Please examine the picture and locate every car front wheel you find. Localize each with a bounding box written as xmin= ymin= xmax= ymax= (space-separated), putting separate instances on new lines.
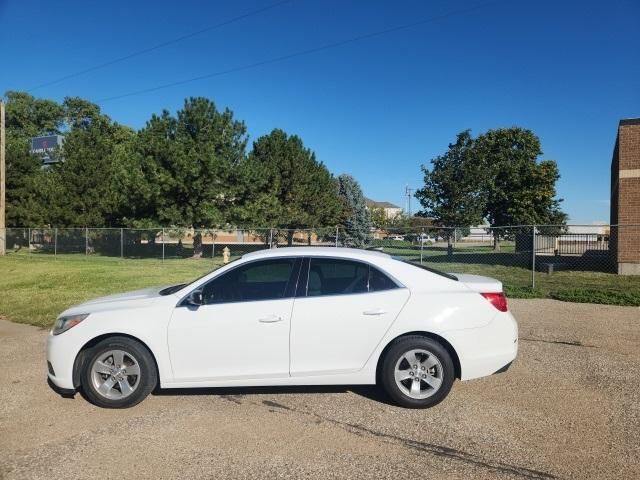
xmin=381 ymin=336 xmax=455 ymax=408
xmin=81 ymin=336 xmax=157 ymax=408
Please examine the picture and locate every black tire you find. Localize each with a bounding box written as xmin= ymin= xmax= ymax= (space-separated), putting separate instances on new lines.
xmin=80 ymin=336 xmax=158 ymax=408
xmin=380 ymin=336 xmax=455 ymax=409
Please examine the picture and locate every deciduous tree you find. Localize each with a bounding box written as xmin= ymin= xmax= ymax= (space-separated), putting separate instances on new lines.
xmin=474 ymin=127 xmax=567 ymax=247
xmin=415 ymin=130 xmax=485 ymax=229
xmin=416 ymin=127 xmax=567 ymax=249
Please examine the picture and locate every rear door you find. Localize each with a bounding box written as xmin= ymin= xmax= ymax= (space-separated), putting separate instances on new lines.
xmin=290 ymin=257 xmax=410 ymax=377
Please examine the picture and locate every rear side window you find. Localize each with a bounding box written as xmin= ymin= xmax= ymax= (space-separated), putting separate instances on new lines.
xmin=369 ymin=266 xmax=398 ymax=292
xmin=306 ymin=258 xmax=399 ymax=297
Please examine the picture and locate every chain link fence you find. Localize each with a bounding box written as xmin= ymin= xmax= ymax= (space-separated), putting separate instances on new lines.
xmin=0 ymin=227 xmax=338 ymax=260
xmin=2 ymin=225 xmax=639 ymax=301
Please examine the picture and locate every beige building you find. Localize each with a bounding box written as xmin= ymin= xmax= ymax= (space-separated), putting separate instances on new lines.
xmin=365 ymin=198 xmax=402 ymax=219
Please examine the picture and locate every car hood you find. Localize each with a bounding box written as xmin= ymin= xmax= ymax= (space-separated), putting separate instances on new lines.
xmin=59 ymin=286 xmax=172 ymax=317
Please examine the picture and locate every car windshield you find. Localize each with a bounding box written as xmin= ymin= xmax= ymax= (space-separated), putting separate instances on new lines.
xmin=159 ymin=257 xmax=242 ymax=295
xmin=394 ymin=257 xmax=458 ymax=281
xmin=159 ymin=284 xmax=187 ymax=295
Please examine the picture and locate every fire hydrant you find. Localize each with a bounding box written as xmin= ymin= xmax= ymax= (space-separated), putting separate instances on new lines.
xmin=222 ymin=246 xmax=230 ymax=264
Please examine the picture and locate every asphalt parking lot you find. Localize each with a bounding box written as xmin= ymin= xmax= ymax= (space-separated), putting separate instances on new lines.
xmin=1 ymin=299 xmax=639 ymax=479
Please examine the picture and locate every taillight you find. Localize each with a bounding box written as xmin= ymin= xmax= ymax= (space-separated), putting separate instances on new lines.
xmin=480 ymin=292 xmax=508 ymax=312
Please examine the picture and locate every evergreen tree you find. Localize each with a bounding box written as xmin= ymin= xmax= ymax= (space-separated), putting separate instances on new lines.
xmin=337 ymin=174 xmax=371 ymax=247
xmin=244 ymin=129 xmax=345 ymax=245
xmin=133 ymin=97 xmax=248 ymax=255
xmin=3 ymin=91 xmax=64 ymax=226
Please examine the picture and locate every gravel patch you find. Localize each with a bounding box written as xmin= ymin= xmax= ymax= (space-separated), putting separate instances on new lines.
xmin=0 ymin=299 xmax=638 ymax=479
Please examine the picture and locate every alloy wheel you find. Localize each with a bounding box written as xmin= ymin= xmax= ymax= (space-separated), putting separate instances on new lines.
xmin=90 ymin=349 xmax=141 ymax=400
xmin=393 ymin=348 xmax=443 ymax=399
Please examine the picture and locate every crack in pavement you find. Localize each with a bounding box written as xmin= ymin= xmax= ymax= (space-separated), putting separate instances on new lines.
xmin=521 ymin=337 xmax=595 ymax=348
xmin=262 ymin=400 xmax=292 ymax=410
xmin=255 ymin=398 xmax=557 ymax=479
xmin=221 ymin=394 xmax=243 ymax=405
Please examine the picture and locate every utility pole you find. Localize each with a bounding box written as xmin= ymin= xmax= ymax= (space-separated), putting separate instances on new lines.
xmin=404 ymin=185 xmax=414 ymax=217
xmin=0 ymin=100 xmax=6 ymax=256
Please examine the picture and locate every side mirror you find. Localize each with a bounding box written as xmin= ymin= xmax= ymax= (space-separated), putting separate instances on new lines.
xmin=187 ymin=290 xmax=204 ymax=306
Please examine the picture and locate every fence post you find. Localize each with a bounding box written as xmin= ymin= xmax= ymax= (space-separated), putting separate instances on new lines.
xmin=54 ymin=228 xmax=57 ymax=257
xmin=120 ymin=228 xmax=124 ymax=258
xmin=162 ymin=228 xmax=165 ymax=263
xmin=420 ymin=229 xmax=424 ymax=265
xmin=531 ymin=225 xmax=536 ymax=290
xmin=85 ymin=227 xmax=88 ymax=256
xmin=28 ymin=228 xmax=31 ymax=253
xmin=269 ymin=229 xmax=273 ymax=249
xmin=335 ymin=226 xmax=339 ymax=248
xmin=212 ymin=232 xmax=215 ymax=259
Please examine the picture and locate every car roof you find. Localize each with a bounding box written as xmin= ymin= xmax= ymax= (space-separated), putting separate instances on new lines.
xmin=242 ymin=246 xmax=391 ymax=261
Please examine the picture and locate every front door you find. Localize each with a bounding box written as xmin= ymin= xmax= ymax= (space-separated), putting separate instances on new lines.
xmin=168 ymin=257 xmax=301 ymax=382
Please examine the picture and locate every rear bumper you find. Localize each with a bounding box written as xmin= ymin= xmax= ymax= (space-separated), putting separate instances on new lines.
xmin=444 ymin=311 xmax=518 ymax=381
xmin=492 ymin=360 xmax=513 ymax=375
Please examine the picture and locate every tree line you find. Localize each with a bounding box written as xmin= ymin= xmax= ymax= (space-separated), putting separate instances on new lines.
xmin=4 ymin=91 xmax=374 ymax=249
xmin=4 ymin=90 xmax=566 ymax=251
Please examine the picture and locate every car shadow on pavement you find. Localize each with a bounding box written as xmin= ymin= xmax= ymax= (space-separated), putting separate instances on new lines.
xmin=46 ymin=379 xmax=395 ymax=406
xmin=151 ymin=384 xmax=395 ymax=406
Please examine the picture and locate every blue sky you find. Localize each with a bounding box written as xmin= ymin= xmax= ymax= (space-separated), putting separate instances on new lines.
xmin=1 ymin=0 xmax=638 ymax=223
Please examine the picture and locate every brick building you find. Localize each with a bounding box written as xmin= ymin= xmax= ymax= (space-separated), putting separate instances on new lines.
xmin=610 ymin=118 xmax=640 ymax=274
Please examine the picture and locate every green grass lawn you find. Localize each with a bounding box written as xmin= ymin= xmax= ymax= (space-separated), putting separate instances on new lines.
xmin=382 ymin=244 xmax=640 ymax=306
xmin=0 ymin=254 xmax=219 ymax=328
xmin=1 ymin=249 xmax=639 ymax=329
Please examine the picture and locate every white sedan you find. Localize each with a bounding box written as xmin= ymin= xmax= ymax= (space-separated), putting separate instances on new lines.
xmin=47 ymin=247 xmax=518 ymax=409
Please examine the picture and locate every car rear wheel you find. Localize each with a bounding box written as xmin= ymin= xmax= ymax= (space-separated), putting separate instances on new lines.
xmin=381 ymin=336 xmax=455 ymax=408
xmin=81 ymin=336 xmax=157 ymax=408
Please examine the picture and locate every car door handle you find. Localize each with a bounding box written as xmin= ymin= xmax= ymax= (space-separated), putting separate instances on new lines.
xmin=258 ymin=315 xmax=283 ymax=323
xmin=363 ymin=309 xmax=387 ymax=316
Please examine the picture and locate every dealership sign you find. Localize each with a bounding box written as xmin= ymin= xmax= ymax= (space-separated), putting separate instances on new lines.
xmin=30 ymin=135 xmax=64 ymax=154
xmin=31 ymin=135 xmax=64 ymax=166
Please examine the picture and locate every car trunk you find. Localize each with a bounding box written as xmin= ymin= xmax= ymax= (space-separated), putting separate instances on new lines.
xmin=453 ymin=274 xmax=503 ymax=293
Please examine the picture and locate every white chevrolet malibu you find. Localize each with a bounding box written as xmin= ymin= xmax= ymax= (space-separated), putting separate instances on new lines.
xmin=47 ymin=247 xmax=518 ymax=409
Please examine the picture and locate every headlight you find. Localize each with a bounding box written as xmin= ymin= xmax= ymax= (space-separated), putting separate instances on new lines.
xmin=52 ymin=314 xmax=89 ymax=335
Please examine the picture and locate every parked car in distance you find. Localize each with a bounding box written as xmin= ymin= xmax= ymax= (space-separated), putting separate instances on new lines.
xmin=47 ymin=247 xmax=518 ymax=409
xmin=417 ymin=233 xmax=435 ymax=244
xmin=386 ymin=235 xmax=405 ymax=241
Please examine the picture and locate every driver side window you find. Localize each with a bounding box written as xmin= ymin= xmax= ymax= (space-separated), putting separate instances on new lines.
xmin=202 ymin=258 xmax=297 ymax=304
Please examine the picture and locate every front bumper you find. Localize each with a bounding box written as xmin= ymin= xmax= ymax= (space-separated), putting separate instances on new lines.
xmin=47 ymin=330 xmax=80 ymax=390
xmin=47 ymin=376 xmax=76 ymax=397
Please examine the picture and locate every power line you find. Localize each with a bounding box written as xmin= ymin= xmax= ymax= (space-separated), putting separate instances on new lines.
xmin=97 ymin=0 xmax=502 ymax=104
xmin=27 ymin=0 xmax=294 ymax=93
